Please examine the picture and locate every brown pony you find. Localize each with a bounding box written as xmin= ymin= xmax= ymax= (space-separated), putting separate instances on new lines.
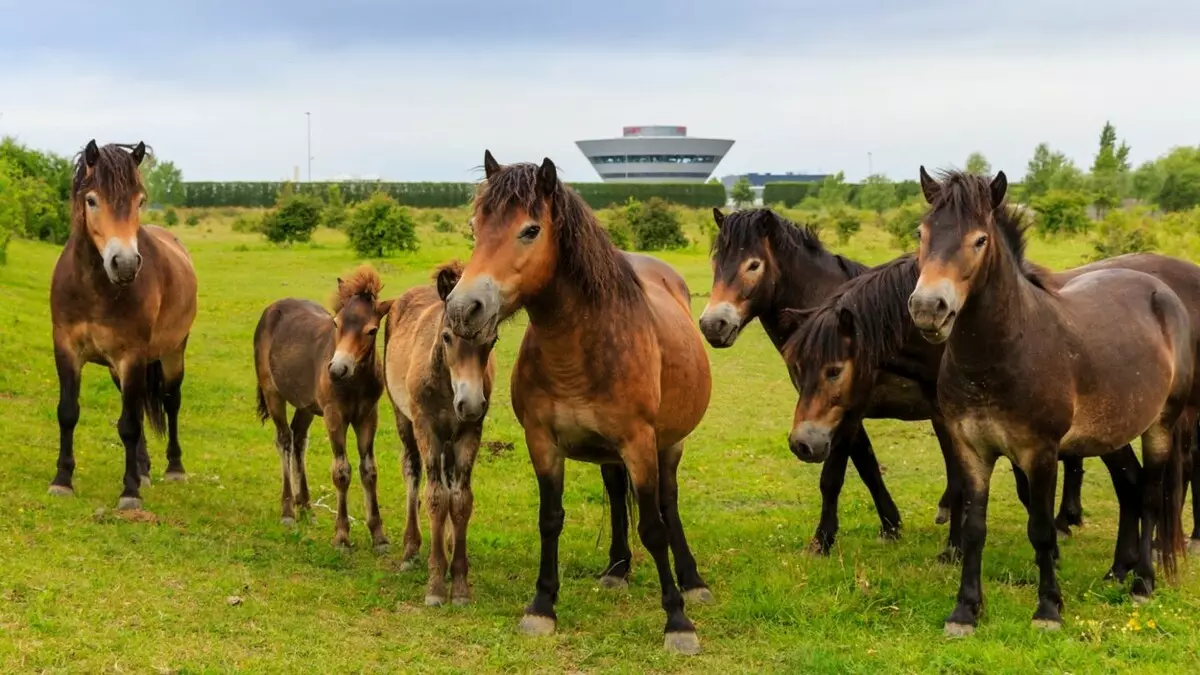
xmin=908 ymin=168 xmax=1193 ymax=635
xmin=444 ymin=151 xmax=713 ymax=655
xmin=49 ymin=140 xmax=198 ymax=510
xmin=384 ymin=261 xmax=497 ymax=607
xmin=253 ymin=266 xmax=392 ymax=550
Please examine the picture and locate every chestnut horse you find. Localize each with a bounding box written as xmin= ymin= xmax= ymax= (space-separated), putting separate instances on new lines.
xmin=908 ymin=168 xmax=1192 ymax=635
xmin=384 ymin=261 xmax=497 ymax=607
xmin=49 ymin=140 xmax=198 ymax=509
xmin=444 ymin=151 xmax=712 ymax=655
xmin=254 ymin=266 xmax=392 ymax=550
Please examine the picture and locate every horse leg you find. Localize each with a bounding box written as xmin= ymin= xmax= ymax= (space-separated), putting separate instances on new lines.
xmin=848 ymin=427 xmax=902 ymax=540
xmin=944 ymin=443 xmax=996 ymax=637
xmin=1010 ymin=463 xmax=1059 ymax=565
xmin=1187 ymin=431 xmax=1200 ymax=552
xmin=811 ymin=439 xmax=851 ymax=555
xmin=448 ymin=430 xmax=480 ymax=606
xmin=395 ymin=411 xmax=422 ymax=571
xmin=660 ymin=442 xmax=711 ymax=604
xmin=1101 ymin=445 xmax=1142 ymax=582
xmin=417 ymin=422 xmax=449 ymax=606
xmin=49 ymin=345 xmax=82 ymax=496
xmin=1021 ymin=450 xmax=1065 ymax=631
xmin=598 ymin=463 xmax=633 ymax=588
xmin=354 ymin=407 xmax=388 ymax=553
xmin=289 ymin=410 xmax=315 ymax=512
xmin=933 ymin=418 xmax=959 ymax=525
xmin=518 ymin=426 xmax=565 ymax=637
xmin=115 ymin=361 xmax=148 ymax=510
xmin=324 ymin=408 xmax=352 ymax=549
xmin=1055 ymin=456 xmax=1086 ymax=535
xmin=622 ymin=429 xmax=699 ymax=655
xmin=160 ymin=342 xmax=188 ymax=481
xmin=264 ymin=390 xmax=295 ymax=525
xmin=108 ymin=367 xmax=150 ymax=487
xmin=1132 ymin=425 xmax=1173 ymax=601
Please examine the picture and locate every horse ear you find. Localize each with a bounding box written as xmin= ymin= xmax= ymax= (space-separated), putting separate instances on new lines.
xmin=84 ymin=140 xmax=100 ymax=168
xmin=919 ymin=165 xmax=939 ymax=204
xmin=375 ymin=298 xmax=394 ymax=319
xmin=537 ymin=157 xmax=557 ymax=198
xmin=837 ymin=307 xmax=856 ymax=340
xmin=436 ymin=265 xmax=462 ymax=302
xmin=778 ymin=308 xmax=808 ymax=336
xmin=712 ymin=207 xmax=725 ymax=229
xmin=990 ymin=170 xmax=1008 ymax=209
xmin=131 ymin=142 xmax=146 ymax=165
xmin=483 ymin=149 xmax=500 ymax=179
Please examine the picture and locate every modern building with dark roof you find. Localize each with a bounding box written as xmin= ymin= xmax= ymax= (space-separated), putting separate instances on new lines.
xmin=575 ymin=125 xmax=734 ymax=183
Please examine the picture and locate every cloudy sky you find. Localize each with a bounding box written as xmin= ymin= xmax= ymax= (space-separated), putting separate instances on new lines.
xmin=2 ymin=0 xmax=1198 ymax=183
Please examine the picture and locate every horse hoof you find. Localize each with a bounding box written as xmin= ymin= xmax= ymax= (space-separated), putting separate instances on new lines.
xmin=1032 ymin=618 xmax=1062 ymax=631
xmin=937 ymin=548 xmax=963 ymax=565
xmin=943 ymin=622 xmax=974 ymax=637
xmin=663 ymin=631 xmax=701 ymax=655
xmin=878 ymin=530 xmax=901 ymax=543
xmin=599 ymin=575 xmax=628 ymax=590
xmin=140 ymin=475 xmax=152 ymax=489
xmin=935 ymin=507 xmax=950 ymax=525
xmin=424 ymin=594 xmax=446 ymax=607
xmin=683 ymin=587 xmax=714 ymax=605
xmin=399 ymin=559 xmax=419 ymax=572
xmin=117 ymin=497 xmax=142 ymax=511
xmin=331 ymin=535 xmax=351 ymax=550
xmin=47 ymin=485 xmax=75 ymax=497
xmin=163 ymin=471 xmax=187 ymax=483
xmin=281 ymin=516 xmax=296 ymax=528
xmin=518 ymin=614 xmax=556 ymax=636
xmin=452 ymin=596 xmax=471 ymax=607
xmin=373 ymin=542 xmax=391 ymax=555
xmin=1189 ymin=538 xmax=1200 ymax=554
xmin=1131 ymin=593 xmax=1152 ymax=606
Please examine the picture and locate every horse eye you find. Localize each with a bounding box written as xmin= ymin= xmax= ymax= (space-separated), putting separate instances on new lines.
xmin=442 ymin=332 xmax=452 ymax=345
xmin=86 ymin=195 xmax=98 ymax=209
xmin=974 ymin=235 xmax=988 ymax=249
xmin=366 ymin=327 xmax=378 ymax=337
xmin=747 ymin=260 xmax=761 ymax=273
xmin=519 ymin=224 xmax=541 ymax=240
xmin=825 ymin=365 xmax=843 ymax=380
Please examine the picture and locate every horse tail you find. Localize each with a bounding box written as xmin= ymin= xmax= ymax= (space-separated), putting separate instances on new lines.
xmin=142 ymin=360 xmax=168 ymax=438
xmin=1162 ymin=408 xmax=1194 ymax=580
xmin=255 ymin=385 xmax=269 ymax=425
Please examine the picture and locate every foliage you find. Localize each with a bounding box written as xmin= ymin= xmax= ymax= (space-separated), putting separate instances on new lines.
xmin=893 ymin=179 xmax=922 ymax=204
xmin=816 ymin=171 xmax=850 ymax=206
xmin=612 ymin=197 xmax=688 ymax=251
xmin=1089 ymin=121 xmax=1132 ymax=215
xmin=881 ymin=201 xmax=926 ymax=251
xmin=163 ymin=209 xmax=180 ymax=227
xmin=0 ymin=137 xmax=72 ymax=243
xmin=1087 ymin=207 xmax=1157 ymax=261
xmin=827 ymin=206 xmax=865 ymax=244
xmin=231 ymin=213 xmax=264 ymax=233
xmin=602 ymin=216 xmax=634 ymax=250
xmin=141 ymin=156 xmax=186 ymax=207
xmin=432 ymin=214 xmax=456 ymax=233
xmin=731 ymin=177 xmax=754 ymax=207
xmin=761 ymin=182 xmax=816 ymax=207
xmin=262 ymin=193 xmax=323 ymax=244
xmin=1149 ymin=147 xmax=1200 ymax=212
xmin=345 ymin=191 xmax=420 ymax=257
xmin=965 ymin=152 xmax=992 ymax=176
xmin=322 ymin=184 xmax=349 ymax=231
xmin=857 ymin=174 xmax=896 ymax=214
xmin=1023 ymin=143 xmax=1086 ymax=200
xmin=184 ymin=214 xmax=200 ymax=227
xmin=1031 ymin=189 xmax=1091 ymax=236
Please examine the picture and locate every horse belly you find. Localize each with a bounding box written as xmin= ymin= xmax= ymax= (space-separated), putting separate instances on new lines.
xmin=386 ymin=363 xmax=415 ymax=420
xmin=646 ymin=288 xmax=712 ymax=449
xmin=864 ymin=374 xmax=935 ymax=421
xmin=551 ymin=403 xmax=621 ymax=463
xmin=1060 ymin=388 xmax=1170 ymax=457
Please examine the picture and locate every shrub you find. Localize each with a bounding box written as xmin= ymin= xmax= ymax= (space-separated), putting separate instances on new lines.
xmin=828 ymin=206 xmax=864 ymax=244
xmin=432 ymin=214 xmax=456 ymax=233
xmin=163 ymin=209 xmax=179 ymax=227
xmin=602 ymin=215 xmax=634 ymax=250
xmin=263 ymin=193 xmax=323 ymax=244
xmin=1088 ymin=208 xmax=1157 ymax=262
xmin=323 ymin=184 xmax=349 ymax=230
xmin=185 ymin=214 xmax=200 ymax=227
xmin=882 ymin=201 xmax=926 ymax=251
xmin=613 ymin=197 xmax=688 ymax=251
xmin=231 ymin=213 xmax=264 ymax=233
xmin=1031 ymin=189 xmax=1091 ymax=236
xmin=346 ymin=192 xmax=420 ymax=257
xmin=0 ymin=137 xmax=72 ymax=243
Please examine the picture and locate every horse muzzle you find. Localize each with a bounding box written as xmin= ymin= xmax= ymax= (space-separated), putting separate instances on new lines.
xmin=698 ymin=302 xmax=743 ymax=348
xmin=788 ymin=422 xmax=832 ymax=463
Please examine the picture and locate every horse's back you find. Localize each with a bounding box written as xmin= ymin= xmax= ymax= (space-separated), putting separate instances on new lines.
xmin=624 ymin=252 xmax=691 ymax=310
xmin=255 ymin=298 xmax=332 ymax=410
xmin=384 ymin=286 xmax=442 ymax=421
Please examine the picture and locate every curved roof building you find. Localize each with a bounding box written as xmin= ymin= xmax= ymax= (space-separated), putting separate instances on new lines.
xmin=575 ymin=125 xmax=734 ymax=183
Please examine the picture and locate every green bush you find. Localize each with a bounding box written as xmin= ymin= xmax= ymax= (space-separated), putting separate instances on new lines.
xmin=263 ymin=193 xmax=323 ymax=244
xmin=613 ymin=198 xmax=688 ymax=251
xmin=1088 ymin=208 xmax=1157 ymax=261
xmin=231 ymin=213 xmax=264 ymax=233
xmin=828 ymin=206 xmax=865 ymax=244
xmin=163 ymin=209 xmax=179 ymax=227
xmin=432 ymin=214 xmax=455 ymax=233
xmin=0 ymin=137 xmax=72 ymax=244
xmin=185 ymin=214 xmax=200 ymax=227
xmin=1031 ymin=190 xmax=1091 ymax=235
xmin=346 ymin=192 xmax=420 ymax=257
xmin=882 ymin=201 xmax=926 ymax=251
xmin=323 ymin=184 xmax=349 ymax=230
xmin=601 ymin=213 xmax=634 ymax=250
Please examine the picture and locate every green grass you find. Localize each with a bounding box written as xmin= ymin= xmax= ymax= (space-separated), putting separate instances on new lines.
xmin=1 ymin=213 xmax=1198 ymax=674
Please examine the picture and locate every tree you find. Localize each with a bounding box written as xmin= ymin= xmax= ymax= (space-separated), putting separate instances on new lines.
xmin=817 ymin=171 xmax=850 ymax=206
xmin=141 ymin=156 xmax=185 ymax=207
xmin=857 ymin=174 xmax=897 ymax=213
xmin=323 ymin=184 xmax=349 ymax=230
xmin=1030 ymin=190 xmax=1091 ymax=235
xmin=0 ymin=136 xmax=72 ymax=243
xmin=731 ymin=177 xmax=754 ymax=207
xmin=1024 ymin=143 xmax=1086 ymax=199
xmin=613 ymin=197 xmax=688 ymax=251
xmin=345 ymin=191 xmax=419 ymax=257
xmin=1089 ymin=121 xmax=1131 ymax=216
xmin=263 ymin=193 xmax=323 ymax=244
xmin=1149 ymin=146 xmax=1200 ymax=212
xmin=965 ymin=152 xmax=991 ymax=176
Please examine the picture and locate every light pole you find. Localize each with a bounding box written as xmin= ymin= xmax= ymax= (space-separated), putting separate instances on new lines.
xmin=305 ymin=112 xmax=312 ymax=182
xmin=867 ymin=151 xmax=873 ymax=176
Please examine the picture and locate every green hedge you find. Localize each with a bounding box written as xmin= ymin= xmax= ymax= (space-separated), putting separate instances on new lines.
xmin=182 ymin=181 xmax=727 ymax=209
xmin=762 ymin=182 xmax=816 ymax=207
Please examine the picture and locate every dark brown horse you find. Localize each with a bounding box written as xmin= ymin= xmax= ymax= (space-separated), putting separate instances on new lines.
xmin=907 ymin=168 xmax=1192 ymax=635
xmin=254 ymin=266 xmax=392 ymax=550
xmin=444 ymin=151 xmax=713 ymax=654
xmin=49 ymin=140 xmax=198 ymax=509
xmin=384 ymin=261 xmax=497 ymax=607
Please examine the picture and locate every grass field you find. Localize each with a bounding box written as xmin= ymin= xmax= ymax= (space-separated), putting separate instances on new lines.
xmin=1 ymin=210 xmax=1198 ymax=674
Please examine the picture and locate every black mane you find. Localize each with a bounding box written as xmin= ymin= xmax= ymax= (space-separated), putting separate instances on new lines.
xmin=713 ymin=208 xmax=865 ymax=280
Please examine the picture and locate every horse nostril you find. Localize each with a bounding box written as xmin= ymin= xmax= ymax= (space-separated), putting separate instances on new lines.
xmin=935 ymin=297 xmax=948 ymax=315
xmin=467 ymin=299 xmax=483 ymax=319
xmin=794 ymin=442 xmax=810 ymax=457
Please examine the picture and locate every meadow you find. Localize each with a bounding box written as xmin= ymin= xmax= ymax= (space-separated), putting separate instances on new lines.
xmin=1 ymin=208 xmax=1198 ymax=674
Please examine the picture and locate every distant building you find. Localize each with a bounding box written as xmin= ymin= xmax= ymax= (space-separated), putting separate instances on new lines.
xmin=720 ymin=171 xmax=830 ymax=206
xmin=575 ymin=126 xmax=734 ymax=183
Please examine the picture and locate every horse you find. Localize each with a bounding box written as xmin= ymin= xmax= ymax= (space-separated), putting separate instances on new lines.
xmin=697 ymin=207 xmax=1089 ymax=553
xmin=253 ymin=265 xmax=393 ymax=550
xmin=384 ymin=261 xmax=498 ymax=607
xmin=443 ymin=151 xmax=713 ymax=655
xmin=49 ymin=140 xmax=198 ymax=510
xmin=907 ymin=168 xmax=1192 ymax=635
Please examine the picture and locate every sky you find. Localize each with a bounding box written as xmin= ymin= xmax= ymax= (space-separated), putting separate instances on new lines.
xmin=2 ymin=0 xmax=1198 ymax=183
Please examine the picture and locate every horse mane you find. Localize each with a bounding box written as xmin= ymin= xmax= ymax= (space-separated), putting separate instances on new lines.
xmin=331 ymin=264 xmax=383 ymax=311
xmin=71 ymin=143 xmax=148 ymax=221
xmin=474 ymin=162 xmax=642 ymax=305
xmin=712 ymin=208 xmax=866 ymax=279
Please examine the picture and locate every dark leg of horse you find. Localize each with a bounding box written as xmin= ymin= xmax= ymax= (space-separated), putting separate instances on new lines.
xmin=264 ymin=391 xmax=295 ymax=525
xmin=1186 ymin=433 xmax=1200 ymax=551
xmin=811 ymin=440 xmax=851 ymax=555
xmin=324 ymin=409 xmax=352 ymax=548
xmin=50 ymin=346 xmax=82 ymax=496
xmin=290 ymin=410 xmax=314 ymax=512
xmin=944 ymin=447 xmax=996 ymax=636
xmin=599 ymin=463 xmax=633 ymax=588
xmin=354 ymin=408 xmax=388 ymax=553
xmin=660 ymin=443 xmax=711 ymax=603
xmin=1055 ymin=456 xmax=1085 ymax=535
xmin=1102 ymin=446 xmax=1142 ymax=582
xmin=108 ymin=368 xmax=150 ymax=486
xmin=1024 ymin=453 xmax=1064 ymax=630
xmin=161 ymin=345 xmax=188 ymax=481
xmin=518 ymin=427 xmax=565 ymax=636
xmin=448 ymin=432 xmax=480 ymax=606
xmin=933 ymin=419 xmax=959 ymax=526
xmin=1132 ymin=433 xmax=1169 ymax=601
xmin=848 ymin=428 xmax=902 ymax=540
xmin=395 ymin=413 xmax=422 ymax=570
xmin=115 ymin=363 xmax=148 ymax=510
